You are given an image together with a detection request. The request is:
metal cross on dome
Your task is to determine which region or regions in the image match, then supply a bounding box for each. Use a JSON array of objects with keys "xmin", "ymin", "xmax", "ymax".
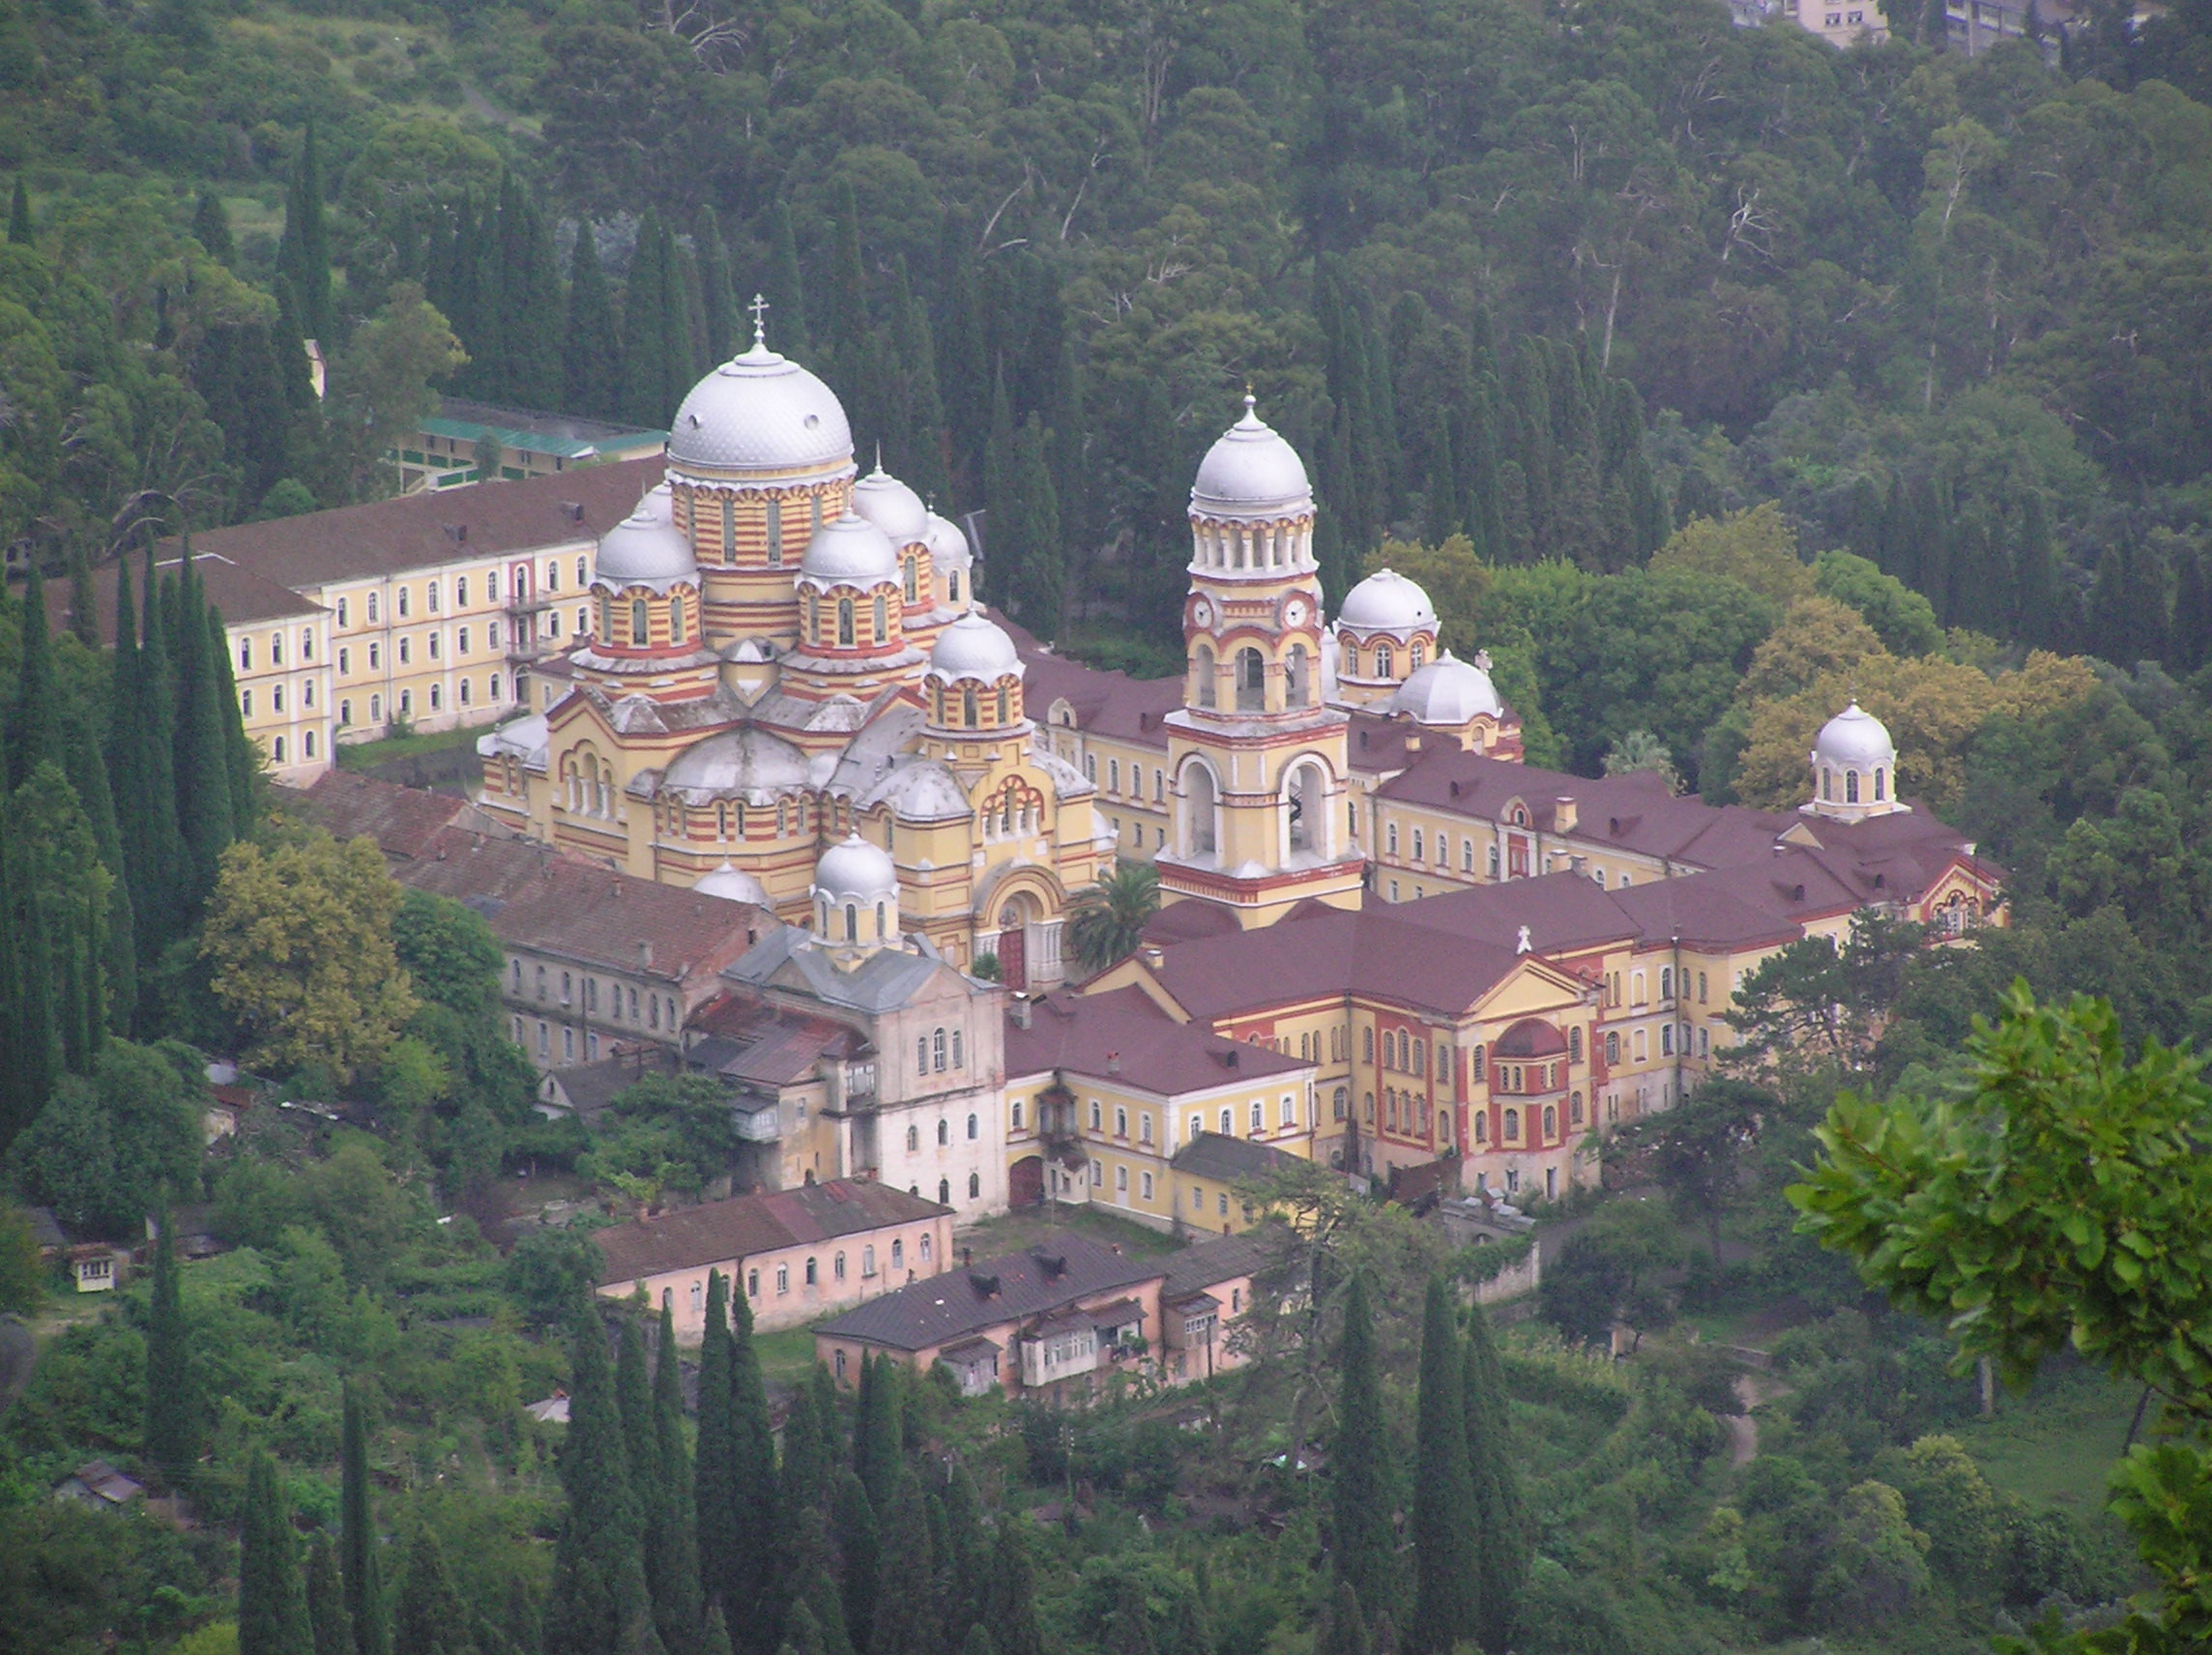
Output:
[{"xmin": 748, "ymin": 292, "xmax": 771, "ymax": 348}]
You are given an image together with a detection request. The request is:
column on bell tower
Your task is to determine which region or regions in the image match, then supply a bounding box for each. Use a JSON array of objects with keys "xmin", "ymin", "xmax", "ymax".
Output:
[{"xmin": 1157, "ymin": 397, "xmax": 1365, "ymax": 929}]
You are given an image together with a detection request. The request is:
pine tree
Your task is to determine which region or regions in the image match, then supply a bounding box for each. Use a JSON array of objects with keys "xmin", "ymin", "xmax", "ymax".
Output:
[
  {"xmin": 694, "ymin": 1272, "xmax": 737, "ymax": 1629},
  {"xmin": 726, "ymin": 1268, "xmax": 780, "ymax": 1644},
  {"xmin": 648, "ymin": 1306, "xmax": 703, "ymax": 1655},
  {"xmin": 8, "ymin": 176, "xmax": 30, "ymax": 244},
  {"xmin": 621, "ymin": 215, "xmax": 674, "ymax": 432},
  {"xmin": 1407, "ymin": 1281, "xmax": 1476, "ymax": 1655},
  {"xmin": 867, "ymin": 1473, "xmax": 939, "ymax": 1655},
  {"xmin": 393, "ymin": 1524, "xmax": 476, "ymax": 1655},
  {"xmin": 242, "ymin": 1451, "xmax": 314, "ymax": 1655},
  {"xmin": 1461, "ymin": 1304, "xmax": 1525, "ymax": 1654},
  {"xmin": 830, "ymin": 1471, "xmax": 880, "ymax": 1654},
  {"xmin": 695, "ymin": 207, "xmax": 737, "ymax": 364},
  {"xmin": 1330, "ymin": 1276, "xmax": 1400, "ymax": 1625},
  {"xmin": 764, "ymin": 202, "xmax": 810, "ymax": 362},
  {"xmin": 281, "ymin": 122, "xmax": 335, "ymax": 347},
  {"xmin": 548, "ymin": 1303, "xmax": 660, "ymax": 1655},
  {"xmin": 308, "ymin": 1530, "xmax": 354, "ymax": 1655},
  {"xmin": 144, "ymin": 1202, "xmax": 200, "ymax": 1484},
  {"xmin": 342, "ymin": 1384, "xmax": 391, "ymax": 1655},
  {"xmin": 565, "ymin": 227, "xmax": 623, "ymax": 422}
]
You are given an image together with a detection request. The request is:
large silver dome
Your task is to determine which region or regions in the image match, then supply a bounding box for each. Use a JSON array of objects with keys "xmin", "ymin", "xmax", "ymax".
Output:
[
  {"xmin": 666, "ymin": 339, "xmax": 852, "ymax": 473},
  {"xmin": 593, "ymin": 502, "xmax": 696, "ymax": 594},
  {"xmin": 927, "ymin": 613, "xmax": 1023, "ymax": 684},
  {"xmin": 1191, "ymin": 397, "xmax": 1314, "ymax": 519},
  {"xmin": 660, "ymin": 726, "xmax": 810, "ymax": 801},
  {"xmin": 797, "ymin": 511, "xmax": 900, "ymax": 589},
  {"xmin": 1337, "ymin": 567, "xmax": 1437, "ymax": 636},
  {"xmin": 1389, "ymin": 652, "xmax": 1503, "ymax": 724},
  {"xmin": 814, "ymin": 833, "xmax": 898, "ymax": 906},
  {"xmin": 851, "ymin": 464, "xmax": 928, "ymax": 546}
]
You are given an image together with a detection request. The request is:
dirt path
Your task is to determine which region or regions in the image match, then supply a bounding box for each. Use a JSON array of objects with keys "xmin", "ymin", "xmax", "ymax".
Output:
[{"xmin": 1723, "ymin": 1372, "xmax": 1789, "ymax": 1466}]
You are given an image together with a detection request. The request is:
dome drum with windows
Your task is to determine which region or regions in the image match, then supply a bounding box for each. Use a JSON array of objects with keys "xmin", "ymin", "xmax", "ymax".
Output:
[
  {"xmin": 925, "ymin": 614, "xmax": 1026, "ymax": 733},
  {"xmin": 1804, "ymin": 700, "xmax": 1906, "ymax": 823},
  {"xmin": 813, "ymin": 833, "xmax": 901, "ymax": 955}
]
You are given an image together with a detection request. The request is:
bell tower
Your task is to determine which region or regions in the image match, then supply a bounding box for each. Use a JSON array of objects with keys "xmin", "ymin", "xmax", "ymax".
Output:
[{"xmin": 1157, "ymin": 398, "xmax": 1364, "ymax": 928}]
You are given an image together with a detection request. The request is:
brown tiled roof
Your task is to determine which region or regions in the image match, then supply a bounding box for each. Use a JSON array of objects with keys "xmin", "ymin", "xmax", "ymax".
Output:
[
  {"xmin": 294, "ymin": 771, "xmax": 512, "ymax": 860},
  {"xmin": 150, "ymin": 456, "xmax": 665, "ymax": 594},
  {"xmin": 1017, "ymin": 648, "xmax": 1182, "ymax": 753},
  {"xmin": 1378, "ymin": 873, "xmax": 1640, "ymax": 957},
  {"xmin": 1347, "ymin": 711, "xmax": 1421, "ymax": 773},
  {"xmin": 684, "ymin": 994, "xmax": 862, "ymax": 1089},
  {"xmin": 1159, "ymin": 1229, "xmax": 1278, "ymax": 1298},
  {"xmin": 44, "ymin": 550, "xmax": 326, "ymax": 637},
  {"xmin": 1004, "ymin": 986, "xmax": 1309, "ymax": 1094},
  {"xmin": 814, "ymin": 1230, "xmax": 1160, "ymax": 1352},
  {"xmin": 1169, "ymin": 1131, "xmax": 1305, "ymax": 1183},
  {"xmin": 593, "ymin": 1178, "xmax": 948, "ymax": 1286}
]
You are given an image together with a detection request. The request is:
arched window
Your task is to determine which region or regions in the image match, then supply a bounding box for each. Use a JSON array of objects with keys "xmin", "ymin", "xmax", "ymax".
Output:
[
  {"xmin": 1571, "ymin": 1090, "xmax": 1585, "ymax": 1124},
  {"xmin": 1289, "ymin": 763, "xmax": 1323, "ymax": 855},
  {"xmin": 669, "ymin": 595, "xmax": 685, "ymax": 645},
  {"xmin": 1220, "ymin": 1107, "xmax": 1233, "ymax": 1134},
  {"xmin": 967, "ymin": 1113, "xmax": 977, "ymax": 1140},
  {"xmin": 933, "ymin": 1029, "xmax": 947, "ymax": 1070},
  {"xmin": 1194, "ymin": 644, "xmax": 1217, "ymax": 710},
  {"xmin": 1286, "ymin": 644, "xmax": 1310, "ymax": 707},
  {"xmin": 1236, "ymin": 647, "xmax": 1266, "ymax": 711},
  {"xmin": 1569, "ymin": 1027, "xmax": 1583, "ymax": 1061},
  {"xmin": 630, "ymin": 598, "xmax": 649, "ymax": 645},
  {"xmin": 1846, "ymin": 769, "xmax": 1860, "ymax": 803},
  {"xmin": 1375, "ymin": 643, "xmax": 1394, "ymax": 679},
  {"xmin": 873, "ymin": 594, "xmax": 888, "ymax": 641},
  {"xmin": 1820, "ymin": 767, "xmax": 1833, "ymax": 801},
  {"xmin": 1874, "ymin": 767, "xmax": 1886, "ymax": 801},
  {"xmin": 963, "ymin": 687, "xmax": 979, "ymax": 727},
  {"xmin": 938, "ymin": 1177, "xmax": 951, "ymax": 1206},
  {"xmin": 1410, "ymin": 640, "xmax": 1426, "ymax": 671},
  {"xmin": 937, "ymin": 1118, "xmax": 949, "ymax": 1146},
  {"xmin": 834, "ymin": 1252, "xmax": 846, "ymax": 1280},
  {"xmin": 968, "ymin": 1172, "xmax": 979, "ymax": 1200},
  {"xmin": 805, "ymin": 1257, "xmax": 818, "ymax": 1285},
  {"xmin": 837, "ymin": 597, "xmax": 856, "ymax": 647},
  {"xmin": 997, "ymin": 685, "xmax": 1010, "ymax": 724},
  {"xmin": 1504, "ymin": 1108, "xmax": 1520, "ymax": 1140},
  {"xmin": 903, "ymin": 555, "xmax": 918, "ymax": 603},
  {"xmin": 1543, "ymin": 1105, "xmax": 1557, "ymax": 1137},
  {"xmin": 844, "ymin": 903, "xmax": 858, "ymax": 941},
  {"xmin": 919, "ymin": 1234, "xmax": 933, "ymax": 1263},
  {"xmin": 906, "ymin": 1124, "xmax": 919, "ymax": 1151}
]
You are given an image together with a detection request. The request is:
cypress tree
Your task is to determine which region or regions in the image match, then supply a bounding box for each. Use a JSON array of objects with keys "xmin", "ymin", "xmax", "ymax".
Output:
[
  {"xmin": 1045, "ymin": 337, "xmax": 1086, "ymax": 556},
  {"xmin": 145, "ymin": 1202, "xmax": 200, "ymax": 1484},
  {"xmin": 694, "ymin": 1272, "xmax": 738, "ymax": 1628},
  {"xmin": 704, "ymin": 1610, "xmax": 736, "ymax": 1655},
  {"xmin": 1007, "ymin": 414, "xmax": 1063, "ymax": 634},
  {"xmin": 664, "ymin": 225, "xmax": 704, "ymax": 402},
  {"xmin": 830, "ymin": 1471, "xmax": 879, "ymax": 1654},
  {"xmin": 1105, "ymin": 1577, "xmax": 1154, "ymax": 1655},
  {"xmin": 1317, "ymin": 1583, "xmax": 1371, "ymax": 1655},
  {"xmin": 935, "ymin": 216, "xmax": 985, "ymax": 497},
  {"xmin": 867, "ymin": 1473, "xmax": 938, "ymax": 1655},
  {"xmin": 62, "ymin": 686, "xmax": 133, "ymax": 1038},
  {"xmin": 308, "ymin": 1530, "xmax": 354, "ymax": 1655},
  {"xmin": 853, "ymin": 1353, "xmax": 901, "ymax": 1513},
  {"xmin": 978, "ymin": 1523, "xmax": 1041, "ymax": 1655},
  {"xmin": 618, "ymin": 1317, "xmax": 657, "ymax": 1491},
  {"xmin": 1330, "ymin": 1276, "xmax": 1400, "ymax": 1625},
  {"xmin": 208, "ymin": 603, "xmax": 259, "ymax": 832},
  {"xmin": 342, "ymin": 1384, "xmax": 391, "ymax": 1655},
  {"xmin": 2014, "ymin": 494, "xmax": 2058, "ymax": 650},
  {"xmin": 509, "ymin": 187, "xmax": 566, "ymax": 409},
  {"xmin": 1422, "ymin": 408, "xmax": 1462, "ymax": 550},
  {"xmin": 937, "ymin": 1466, "xmax": 984, "ymax": 1647},
  {"xmin": 565, "ymin": 227, "xmax": 623, "ymax": 422},
  {"xmin": 764, "ymin": 201, "xmax": 810, "ymax": 362},
  {"xmin": 171, "ymin": 548, "xmax": 237, "ymax": 905},
  {"xmin": 978, "ymin": 370, "xmax": 1016, "ymax": 607},
  {"xmin": 824, "ymin": 180, "xmax": 868, "ymax": 385},
  {"xmin": 695, "ymin": 207, "xmax": 737, "ymax": 363},
  {"xmin": 788, "ymin": 1511, "xmax": 856, "ymax": 1655},
  {"xmin": 1407, "ymin": 1281, "xmax": 1476, "ymax": 1655},
  {"xmin": 548, "ymin": 1302, "xmax": 660, "ymax": 1655},
  {"xmin": 11, "ymin": 564, "xmax": 63, "ymax": 787},
  {"xmin": 242, "ymin": 1451, "xmax": 314, "ymax": 1655},
  {"xmin": 129, "ymin": 545, "xmax": 185, "ymax": 945},
  {"xmin": 393, "ymin": 1525, "xmax": 476, "ymax": 1655},
  {"xmin": 621, "ymin": 215, "xmax": 674, "ymax": 431},
  {"xmin": 648, "ymin": 1306, "xmax": 703, "ymax": 1655},
  {"xmin": 193, "ymin": 189, "xmax": 236, "ymax": 267},
  {"xmin": 727, "ymin": 1269, "xmax": 780, "ymax": 1641},
  {"xmin": 1461, "ymin": 1304, "xmax": 1525, "ymax": 1655},
  {"xmin": 959, "ymin": 1627, "xmax": 996, "ymax": 1655},
  {"xmin": 8, "ymin": 176, "xmax": 29, "ymax": 244},
  {"xmin": 2172, "ymin": 546, "xmax": 2212, "ymax": 673},
  {"xmin": 281, "ymin": 122, "xmax": 335, "ymax": 347},
  {"xmin": 889, "ymin": 265, "xmax": 950, "ymax": 508}
]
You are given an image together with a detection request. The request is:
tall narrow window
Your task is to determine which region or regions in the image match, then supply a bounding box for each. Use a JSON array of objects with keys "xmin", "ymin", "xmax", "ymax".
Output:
[
  {"xmin": 669, "ymin": 595, "xmax": 685, "ymax": 645},
  {"xmin": 766, "ymin": 499, "xmax": 784, "ymax": 565},
  {"xmin": 873, "ymin": 594, "xmax": 888, "ymax": 641},
  {"xmin": 837, "ymin": 597, "xmax": 855, "ymax": 647},
  {"xmin": 631, "ymin": 598, "xmax": 649, "ymax": 645}
]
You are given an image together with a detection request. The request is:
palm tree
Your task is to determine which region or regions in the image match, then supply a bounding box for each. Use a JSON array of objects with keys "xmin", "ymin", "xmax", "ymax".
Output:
[
  {"xmin": 1601, "ymin": 729, "xmax": 1680, "ymax": 794},
  {"xmin": 1064, "ymin": 861, "xmax": 1160, "ymax": 976}
]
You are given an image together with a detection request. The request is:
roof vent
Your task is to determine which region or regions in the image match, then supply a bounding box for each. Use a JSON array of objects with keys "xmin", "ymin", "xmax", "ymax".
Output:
[
  {"xmin": 1106, "ymin": 1051, "xmax": 1121, "ymax": 1074},
  {"xmin": 1790, "ymin": 884, "xmax": 1806, "ymax": 903},
  {"xmin": 443, "ymin": 523, "xmax": 469, "ymax": 542},
  {"xmin": 970, "ymin": 1272, "xmax": 1000, "ymax": 1298},
  {"xmin": 1449, "ymin": 780, "xmax": 1461, "ymax": 798},
  {"xmin": 1034, "ymin": 1252, "xmax": 1066, "ymax": 1279},
  {"xmin": 1609, "ymin": 817, "xmax": 1620, "ymax": 836},
  {"xmin": 562, "ymin": 501, "xmax": 585, "ymax": 524}
]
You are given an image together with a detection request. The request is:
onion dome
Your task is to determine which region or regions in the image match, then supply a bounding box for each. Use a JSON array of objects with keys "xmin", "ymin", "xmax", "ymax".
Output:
[
  {"xmin": 1337, "ymin": 567, "xmax": 1437, "ymax": 635},
  {"xmin": 593, "ymin": 505, "xmax": 696, "ymax": 594},
  {"xmin": 660, "ymin": 726, "xmax": 810, "ymax": 800},
  {"xmin": 1812, "ymin": 701, "xmax": 1896, "ymax": 770},
  {"xmin": 693, "ymin": 861, "xmax": 771, "ymax": 905},
  {"xmin": 797, "ymin": 511, "xmax": 899, "ymax": 589},
  {"xmin": 813, "ymin": 833, "xmax": 898, "ymax": 908},
  {"xmin": 851, "ymin": 463, "xmax": 928, "ymax": 545},
  {"xmin": 1190, "ymin": 395, "xmax": 1315, "ymax": 519},
  {"xmin": 667, "ymin": 334, "xmax": 851, "ymax": 472},
  {"xmin": 927, "ymin": 613, "xmax": 1023, "ymax": 684},
  {"xmin": 1388, "ymin": 652, "xmax": 1504, "ymax": 724},
  {"xmin": 922, "ymin": 511, "xmax": 973, "ymax": 570}
]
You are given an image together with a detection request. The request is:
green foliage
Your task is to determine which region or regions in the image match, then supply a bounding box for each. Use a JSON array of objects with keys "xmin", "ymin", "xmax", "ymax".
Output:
[
  {"xmin": 0, "ymin": 1203, "xmax": 43, "ymax": 1313},
  {"xmin": 12, "ymin": 1038, "xmax": 204, "ymax": 1236},
  {"xmin": 1064, "ymin": 863, "xmax": 1161, "ymax": 977}
]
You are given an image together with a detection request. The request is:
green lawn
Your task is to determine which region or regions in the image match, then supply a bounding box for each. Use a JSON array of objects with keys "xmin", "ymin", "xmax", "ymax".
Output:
[
  {"xmin": 336, "ymin": 720, "xmax": 483, "ymax": 771},
  {"xmin": 754, "ymin": 1326, "xmax": 820, "ymax": 1392},
  {"xmin": 1950, "ymin": 1370, "xmax": 2142, "ymax": 1510}
]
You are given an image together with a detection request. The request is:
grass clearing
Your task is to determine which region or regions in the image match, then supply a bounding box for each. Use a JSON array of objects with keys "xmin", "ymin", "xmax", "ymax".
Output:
[
  {"xmin": 1951, "ymin": 1369, "xmax": 2142, "ymax": 1510},
  {"xmin": 955, "ymin": 1204, "xmax": 1188, "ymax": 1262},
  {"xmin": 336, "ymin": 720, "xmax": 483, "ymax": 771}
]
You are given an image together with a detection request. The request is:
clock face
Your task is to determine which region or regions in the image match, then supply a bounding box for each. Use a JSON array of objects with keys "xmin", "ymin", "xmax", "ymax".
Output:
[
  {"xmin": 1283, "ymin": 596, "xmax": 1307, "ymax": 628},
  {"xmin": 1191, "ymin": 598, "xmax": 1213, "ymax": 627}
]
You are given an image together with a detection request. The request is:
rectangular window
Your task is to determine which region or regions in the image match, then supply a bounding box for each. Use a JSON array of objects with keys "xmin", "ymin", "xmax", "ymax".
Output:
[
  {"xmin": 338, "ymin": 647, "xmax": 350, "ymax": 677},
  {"xmin": 336, "ymin": 597, "xmax": 349, "ymax": 628},
  {"xmin": 1141, "ymin": 1172, "xmax": 1153, "ymax": 1200},
  {"xmin": 426, "ymin": 581, "xmax": 441, "ymax": 613},
  {"xmin": 767, "ymin": 500, "xmax": 783, "ymax": 565},
  {"xmin": 240, "ymin": 689, "xmax": 252, "ymax": 715}
]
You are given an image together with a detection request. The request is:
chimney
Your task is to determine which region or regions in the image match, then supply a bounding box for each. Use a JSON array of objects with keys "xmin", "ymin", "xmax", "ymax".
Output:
[
  {"xmin": 443, "ymin": 522, "xmax": 469, "ymax": 542},
  {"xmin": 638, "ymin": 940, "xmax": 654, "ymax": 969},
  {"xmin": 562, "ymin": 501, "xmax": 585, "ymax": 524},
  {"xmin": 1449, "ymin": 779, "xmax": 1461, "ymax": 798},
  {"xmin": 1555, "ymin": 796, "xmax": 1578, "ymax": 833},
  {"xmin": 1011, "ymin": 998, "xmax": 1033, "ymax": 1031},
  {"xmin": 1141, "ymin": 944, "xmax": 1165, "ymax": 969},
  {"xmin": 1106, "ymin": 1051, "xmax": 1121, "ymax": 1074}
]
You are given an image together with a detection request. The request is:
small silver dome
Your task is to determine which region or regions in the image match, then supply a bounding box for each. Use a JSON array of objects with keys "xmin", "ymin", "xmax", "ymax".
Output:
[
  {"xmin": 797, "ymin": 511, "xmax": 899, "ymax": 589},
  {"xmin": 814, "ymin": 833, "xmax": 898, "ymax": 906},
  {"xmin": 593, "ymin": 507, "xmax": 696, "ymax": 594},
  {"xmin": 1812, "ymin": 701, "xmax": 1896, "ymax": 770},
  {"xmin": 1191, "ymin": 396, "xmax": 1314, "ymax": 519},
  {"xmin": 667, "ymin": 338, "xmax": 852, "ymax": 473},
  {"xmin": 922, "ymin": 511, "xmax": 973, "ymax": 570},
  {"xmin": 660, "ymin": 726, "xmax": 810, "ymax": 801},
  {"xmin": 693, "ymin": 860, "xmax": 771, "ymax": 905},
  {"xmin": 1337, "ymin": 568, "xmax": 1438, "ymax": 637},
  {"xmin": 1389, "ymin": 652, "xmax": 1504, "ymax": 724},
  {"xmin": 927, "ymin": 613, "xmax": 1023, "ymax": 684},
  {"xmin": 638, "ymin": 480, "xmax": 674, "ymax": 524},
  {"xmin": 851, "ymin": 464, "xmax": 928, "ymax": 546}
]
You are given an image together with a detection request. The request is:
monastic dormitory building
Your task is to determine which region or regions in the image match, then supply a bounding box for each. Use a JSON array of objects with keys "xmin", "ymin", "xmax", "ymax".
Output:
[{"xmin": 255, "ymin": 316, "xmax": 2006, "ymax": 1222}]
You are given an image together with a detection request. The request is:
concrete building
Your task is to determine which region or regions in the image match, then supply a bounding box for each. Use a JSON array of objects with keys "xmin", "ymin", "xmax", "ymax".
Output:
[{"xmin": 393, "ymin": 398, "xmax": 666, "ymax": 494}]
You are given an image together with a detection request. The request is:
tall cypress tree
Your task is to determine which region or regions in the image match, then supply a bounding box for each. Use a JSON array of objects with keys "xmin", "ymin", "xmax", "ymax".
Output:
[
  {"xmin": 342, "ymin": 1383, "xmax": 391, "ymax": 1655},
  {"xmin": 1330, "ymin": 1276, "xmax": 1400, "ymax": 1627},
  {"xmin": 393, "ymin": 1524, "xmax": 474, "ymax": 1655},
  {"xmin": 651, "ymin": 1305, "xmax": 704, "ymax": 1655},
  {"xmin": 1407, "ymin": 1282, "xmax": 1476, "ymax": 1655},
  {"xmin": 1006, "ymin": 414, "xmax": 1062, "ymax": 634},
  {"xmin": 192, "ymin": 189, "xmax": 236, "ymax": 267},
  {"xmin": 8, "ymin": 176, "xmax": 30, "ymax": 244},
  {"xmin": 824, "ymin": 181, "xmax": 868, "ymax": 388},
  {"xmin": 726, "ymin": 1271, "xmax": 780, "ymax": 1645},
  {"xmin": 978, "ymin": 1521, "xmax": 1041, "ymax": 1655},
  {"xmin": 281, "ymin": 121, "xmax": 335, "ymax": 347},
  {"xmin": 565, "ymin": 226, "xmax": 623, "ymax": 422},
  {"xmin": 853, "ymin": 1352, "xmax": 901, "ymax": 1514},
  {"xmin": 507, "ymin": 184, "xmax": 565, "ymax": 409},
  {"xmin": 242, "ymin": 1451, "xmax": 314, "ymax": 1655},
  {"xmin": 208, "ymin": 604, "xmax": 259, "ymax": 832},
  {"xmin": 171, "ymin": 548, "xmax": 236, "ymax": 906},
  {"xmin": 763, "ymin": 201, "xmax": 810, "ymax": 362},
  {"xmin": 830, "ymin": 1471, "xmax": 879, "ymax": 1654},
  {"xmin": 694, "ymin": 1272, "xmax": 738, "ymax": 1628},
  {"xmin": 307, "ymin": 1530, "xmax": 354, "ymax": 1655},
  {"xmin": 10, "ymin": 565, "xmax": 62, "ymax": 787},
  {"xmin": 1317, "ymin": 1583, "xmax": 1372, "ymax": 1655},
  {"xmin": 621, "ymin": 215, "xmax": 674, "ymax": 431},
  {"xmin": 145, "ymin": 1203, "xmax": 200, "ymax": 1484},
  {"xmin": 779, "ymin": 1374, "xmax": 830, "ymax": 1525},
  {"xmin": 131, "ymin": 545, "xmax": 186, "ymax": 946},
  {"xmin": 788, "ymin": 1510, "xmax": 856, "ymax": 1655},
  {"xmin": 61, "ymin": 686, "xmax": 133, "ymax": 1038},
  {"xmin": 695, "ymin": 207, "xmax": 737, "ymax": 364},
  {"xmin": 979, "ymin": 370, "xmax": 1017, "ymax": 608},
  {"xmin": 548, "ymin": 1303, "xmax": 660, "ymax": 1655},
  {"xmin": 1461, "ymin": 1304, "xmax": 1525, "ymax": 1655},
  {"xmin": 866, "ymin": 1473, "xmax": 938, "ymax": 1655}
]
